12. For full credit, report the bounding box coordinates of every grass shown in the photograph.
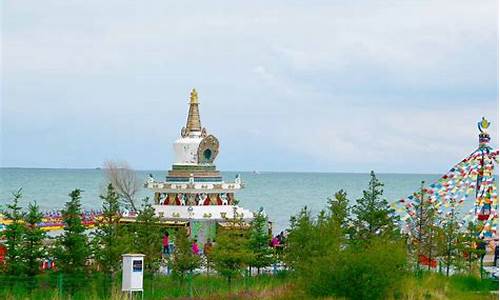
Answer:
[388,273,498,300]
[0,271,291,300]
[143,271,290,299]
[0,271,497,299]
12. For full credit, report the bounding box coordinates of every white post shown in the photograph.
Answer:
[122,254,145,299]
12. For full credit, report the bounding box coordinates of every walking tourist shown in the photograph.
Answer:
[192,239,200,255]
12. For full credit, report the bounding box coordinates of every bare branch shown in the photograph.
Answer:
[103,160,140,212]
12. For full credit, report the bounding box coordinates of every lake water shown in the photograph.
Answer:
[0,168,447,232]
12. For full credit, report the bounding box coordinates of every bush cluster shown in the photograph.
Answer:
[284,171,408,299]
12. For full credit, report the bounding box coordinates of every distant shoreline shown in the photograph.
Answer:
[0,167,443,176]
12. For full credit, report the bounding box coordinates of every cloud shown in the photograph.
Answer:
[1,0,498,172]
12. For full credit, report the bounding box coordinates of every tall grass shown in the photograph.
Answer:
[0,271,496,299]
[0,271,291,300]
[392,273,498,300]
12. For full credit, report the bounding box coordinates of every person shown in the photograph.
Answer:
[271,236,280,248]
[204,239,213,256]
[494,241,499,267]
[162,232,170,255]
[477,237,487,260]
[204,239,214,274]
[278,231,286,246]
[192,239,200,255]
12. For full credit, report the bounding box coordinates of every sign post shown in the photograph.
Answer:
[122,254,145,299]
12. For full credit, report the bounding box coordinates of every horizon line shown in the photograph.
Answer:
[0,166,445,176]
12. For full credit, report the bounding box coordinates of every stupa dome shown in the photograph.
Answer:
[173,89,219,166]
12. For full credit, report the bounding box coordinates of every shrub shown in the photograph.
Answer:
[335,237,408,300]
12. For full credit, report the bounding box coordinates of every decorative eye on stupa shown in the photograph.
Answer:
[197,134,219,164]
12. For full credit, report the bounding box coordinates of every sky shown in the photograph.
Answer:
[1,1,498,173]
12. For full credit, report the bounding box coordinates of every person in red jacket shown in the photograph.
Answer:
[192,239,200,255]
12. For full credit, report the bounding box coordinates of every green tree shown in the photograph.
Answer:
[405,182,439,273]
[327,190,350,234]
[23,201,47,277]
[211,211,253,289]
[52,189,90,294]
[133,197,162,273]
[460,222,483,274]
[420,220,439,272]
[437,201,461,276]
[284,200,346,296]
[54,189,90,274]
[283,207,314,272]
[351,171,399,242]
[92,184,129,279]
[3,189,28,275]
[305,208,345,296]
[284,192,407,299]
[169,227,201,283]
[248,207,274,274]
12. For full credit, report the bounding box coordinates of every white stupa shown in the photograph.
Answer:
[144,89,253,242]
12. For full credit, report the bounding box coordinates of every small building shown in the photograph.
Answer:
[144,89,254,244]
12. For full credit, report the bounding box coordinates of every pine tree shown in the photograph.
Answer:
[23,201,47,277]
[351,171,399,242]
[421,218,439,272]
[405,182,439,272]
[133,197,162,273]
[169,227,201,283]
[92,184,128,279]
[327,190,350,233]
[54,189,89,274]
[459,222,483,274]
[283,207,314,272]
[3,189,28,275]
[211,210,253,288]
[437,200,461,276]
[248,207,274,274]
[283,199,346,296]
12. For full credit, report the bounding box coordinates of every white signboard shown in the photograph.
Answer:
[122,254,145,293]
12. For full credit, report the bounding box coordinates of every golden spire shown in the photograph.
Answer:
[190,88,199,104]
[185,88,202,132]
